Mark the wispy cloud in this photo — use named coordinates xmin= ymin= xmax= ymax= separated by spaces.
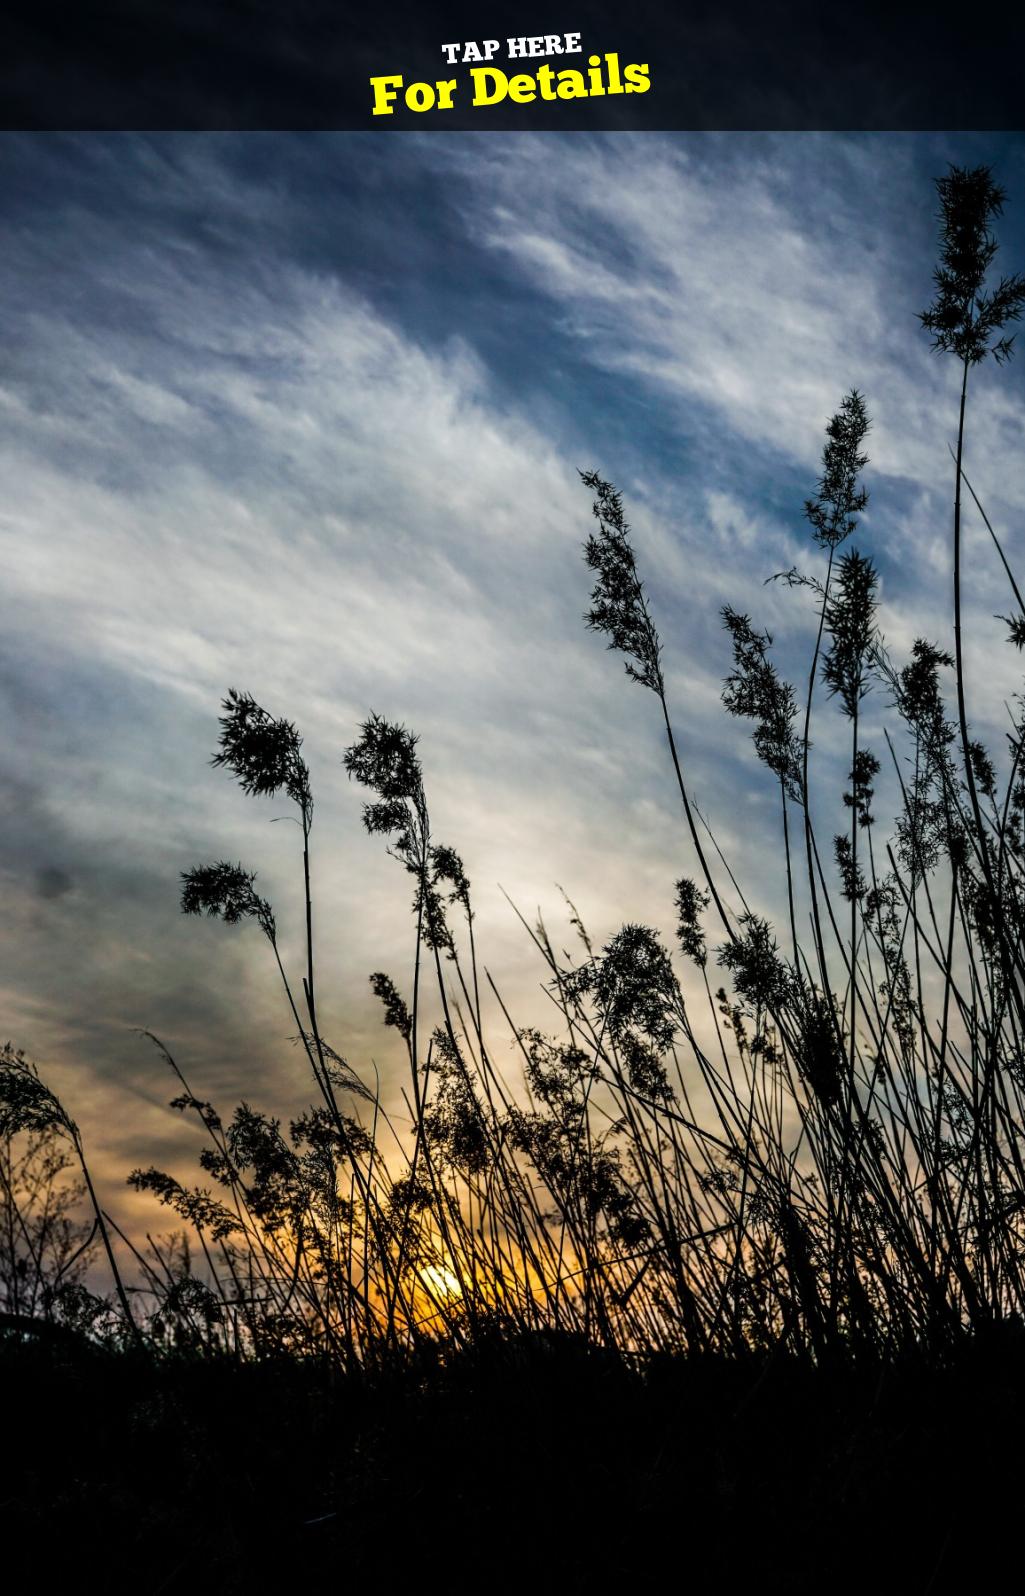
xmin=3 ymin=132 xmax=1025 ymax=1209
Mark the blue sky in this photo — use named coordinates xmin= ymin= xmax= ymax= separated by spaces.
xmin=4 ymin=132 xmax=1025 ymax=1213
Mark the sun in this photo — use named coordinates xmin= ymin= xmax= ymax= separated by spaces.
xmin=419 ymin=1264 xmax=463 ymax=1302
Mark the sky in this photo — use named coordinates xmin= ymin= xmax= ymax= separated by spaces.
xmin=3 ymin=131 xmax=1025 ymax=1230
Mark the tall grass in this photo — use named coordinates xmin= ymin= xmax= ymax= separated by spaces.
xmin=6 ymin=163 xmax=1025 ymax=1372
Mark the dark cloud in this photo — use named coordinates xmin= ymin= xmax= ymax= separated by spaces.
xmin=35 ymin=866 xmax=73 ymax=900
xmin=3 ymin=130 xmax=1025 ymax=1224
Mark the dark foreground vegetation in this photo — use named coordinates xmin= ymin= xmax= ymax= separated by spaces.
xmin=6 ymin=163 xmax=1025 ymax=1589
xmin=4 ymin=1327 xmax=1025 ymax=1592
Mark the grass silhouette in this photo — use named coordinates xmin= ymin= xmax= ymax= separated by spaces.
xmin=5 ymin=160 xmax=1025 ymax=1588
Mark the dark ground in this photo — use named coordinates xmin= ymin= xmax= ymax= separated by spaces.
xmin=2 ymin=1327 xmax=1020 ymax=1592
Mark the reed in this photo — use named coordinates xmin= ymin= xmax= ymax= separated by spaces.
xmin=5 ymin=163 xmax=1025 ymax=1377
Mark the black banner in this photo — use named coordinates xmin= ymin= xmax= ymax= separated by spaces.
xmin=4 ymin=0 xmax=1023 ymax=131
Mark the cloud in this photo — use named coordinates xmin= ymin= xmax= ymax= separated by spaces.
xmin=3 ymin=132 xmax=1025 ymax=1233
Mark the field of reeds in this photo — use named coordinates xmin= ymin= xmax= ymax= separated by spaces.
xmin=5 ymin=162 xmax=1025 ymax=1589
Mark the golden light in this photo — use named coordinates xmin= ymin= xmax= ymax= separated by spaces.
xmin=419 ymin=1263 xmax=463 ymax=1301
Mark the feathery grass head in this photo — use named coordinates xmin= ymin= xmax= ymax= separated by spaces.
xmin=844 ymin=748 xmax=880 ymax=827
xmin=422 ymin=1027 xmax=490 ymax=1175
xmin=415 ymin=844 xmax=472 ymax=954
xmin=343 ymin=717 xmax=462 ymax=969
xmin=821 ymin=549 xmax=879 ymax=718
xmin=180 ymin=861 xmax=276 ymax=940
xmin=370 ymin=971 xmax=413 ymax=1045
xmin=580 ymin=470 xmax=664 ymax=693
xmin=920 ymin=164 xmax=1025 ymax=365
xmin=804 ymin=391 xmax=871 ymax=549
xmin=126 ymin=1167 xmax=242 ymax=1242
xmin=210 ymin=1104 xmax=301 ymax=1233
xmin=344 ymin=713 xmax=422 ymax=802
xmin=795 ymin=994 xmax=843 ymax=1104
xmin=564 ymin=923 xmax=680 ymax=1056
xmin=834 ymin=833 xmax=867 ymax=902
xmin=518 ymin=1028 xmax=597 ymax=1112
xmin=213 ymin=689 xmax=311 ymax=816
xmin=431 ymin=843 xmax=472 ymax=916
xmin=0 ymin=1043 xmax=75 ymax=1140
xmin=890 ymin=642 xmax=960 ymax=879
xmin=344 ymin=717 xmax=454 ymax=956
xmin=344 ymin=713 xmax=427 ymax=863
xmin=717 ymin=914 xmax=792 ymax=1012
xmin=721 ymin=606 xmax=803 ymax=801
xmin=674 ymin=877 xmax=709 ymax=967
xmin=1000 ymin=613 xmax=1025 ymax=650
xmin=894 ymin=639 xmax=955 ymax=747
xmin=969 ymin=740 xmax=998 ymax=805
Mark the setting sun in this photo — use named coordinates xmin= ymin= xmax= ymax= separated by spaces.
xmin=419 ymin=1264 xmax=463 ymax=1302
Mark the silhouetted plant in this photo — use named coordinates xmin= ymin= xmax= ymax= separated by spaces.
xmin=920 ymin=165 xmax=1025 ymax=366
xmin=821 ymin=550 xmax=878 ymax=719
xmin=717 ymin=914 xmax=792 ymax=1012
xmin=0 ymin=1044 xmax=136 ymax=1334
xmin=127 ymin=1167 xmax=242 ymax=1244
xmin=370 ymin=972 xmax=413 ymax=1049
xmin=580 ymin=470 xmax=663 ymax=692
xmin=180 ymin=861 xmax=276 ymax=938
xmin=921 ymin=166 xmax=1025 ymax=971
xmin=22 ymin=159 xmax=1025 ymax=1379
xmin=721 ymin=607 xmax=803 ymax=802
xmin=580 ymin=467 xmax=739 ymax=941
xmin=0 ymin=1116 xmax=98 ymax=1323
xmin=674 ymin=878 xmax=709 ymax=968
xmin=803 ymin=390 xmax=871 ymax=549
xmin=213 ymin=688 xmax=311 ymax=814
